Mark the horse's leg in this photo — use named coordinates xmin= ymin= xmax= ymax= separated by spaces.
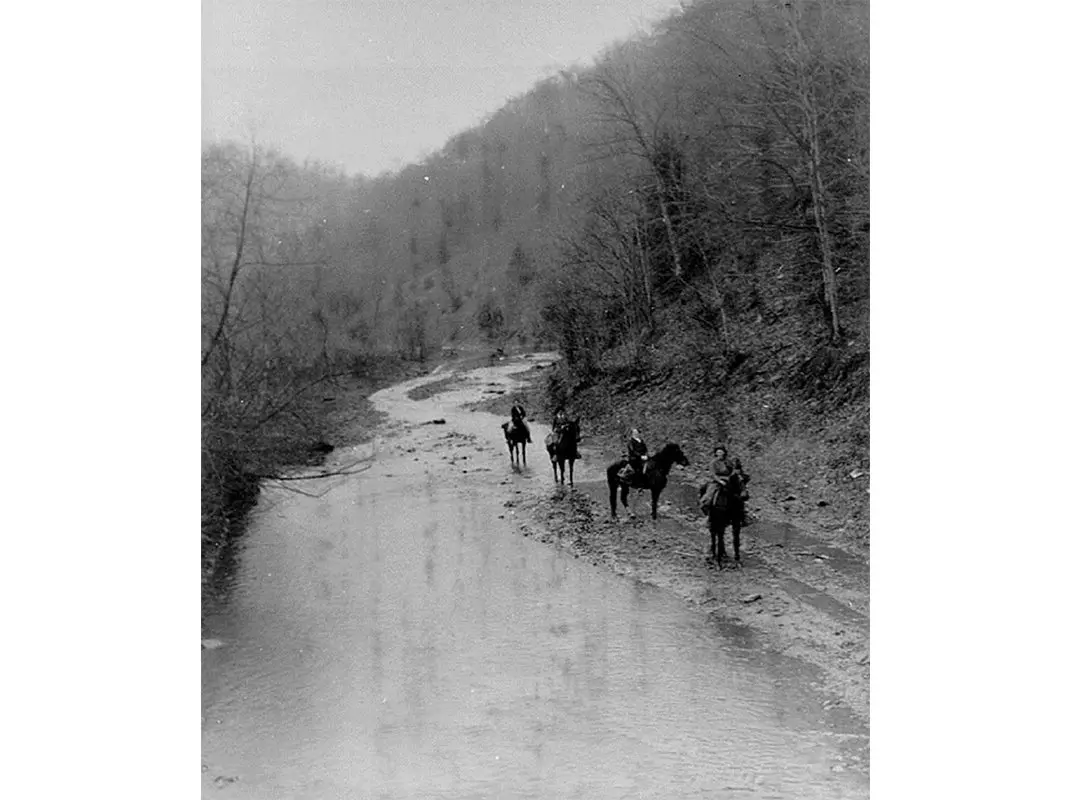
xmin=732 ymin=509 xmax=743 ymax=567
xmin=568 ymin=458 xmax=574 ymax=487
xmin=706 ymin=511 xmax=717 ymax=564
xmin=649 ymin=477 xmax=666 ymax=521
xmin=608 ymin=473 xmax=619 ymax=517
xmin=716 ymin=514 xmax=727 ymax=571
xmin=521 ymin=442 xmax=526 ymax=467
xmin=621 ymin=485 xmax=632 ymax=516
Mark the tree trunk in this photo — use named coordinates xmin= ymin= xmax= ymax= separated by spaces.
xmin=700 ymin=250 xmax=732 ymax=350
xmin=202 ymin=149 xmax=257 ymax=368
xmin=785 ymin=1 xmax=842 ymax=343
xmin=655 ymin=183 xmax=685 ymax=279
xmin=804 ymin=121 xmax=842 ymax=342
xmin=636 ymin=222 xmax=656 ymax=338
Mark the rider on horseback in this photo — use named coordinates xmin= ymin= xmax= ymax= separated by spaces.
xmin=700 ymin=444 xmax=750 ymax=514
xmin=550 ymin=405 xmax=580 ymax=459
xmin=552 ymin=405 xmax=569 ymax=436
xmin=618 ymin=428 xmax=648 ymax=486
xmin=510 ymin=398 xmax=532 ymax=444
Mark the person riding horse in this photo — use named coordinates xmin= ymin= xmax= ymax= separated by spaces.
xmin=509 ymin=398 xmax=532 ymax=444
xmin=699 ymin=444 xmax=750 ymax=514
xmin=549 ymin=405 xmax=580 ymax=462
xmin=550 ymin=405 xmax=568 ymax=445
xmin=552 ymin=405 xmax=568 ymax=435
xmin=617 ymin=428 xmax=649 ymax=487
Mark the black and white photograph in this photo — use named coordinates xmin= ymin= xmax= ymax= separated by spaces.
xmin=201 ymin=1 xmax=871 ymax=796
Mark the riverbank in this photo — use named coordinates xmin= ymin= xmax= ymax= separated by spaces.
xmin=200 ymin=354 xmax=455 ymax=615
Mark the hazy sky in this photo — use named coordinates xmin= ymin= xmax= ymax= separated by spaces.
xmin=202 ymin=0 xmax=683 ymax=176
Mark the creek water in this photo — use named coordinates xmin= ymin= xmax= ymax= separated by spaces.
xmin=202 ymin=361 xmax=869 ymax=798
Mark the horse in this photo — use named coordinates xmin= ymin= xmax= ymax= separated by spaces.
xmin=701 ymin=471 xmax=748 ymax=569
xmin=501 ymin=419 xmax=529 ymax=468
xmin=545 ymin=418 xmax=581 ymax=486
xmin=606 ymin=442 xmax=689 ymax=520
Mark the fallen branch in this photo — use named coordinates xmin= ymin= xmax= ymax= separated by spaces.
xmin=258 ymin=456 xmax=374 ymax=482
xmin=266 ymin=480 xmax=347 ymax=499
xmin=262 ymin=463 xmax=374 ymax=498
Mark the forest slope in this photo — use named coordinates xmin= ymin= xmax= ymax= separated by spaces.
xmin=202 ymin=0 xmax=869 ymax=594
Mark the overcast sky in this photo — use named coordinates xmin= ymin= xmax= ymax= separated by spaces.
xmin=202 ymin=0 xmax=683 ymax=176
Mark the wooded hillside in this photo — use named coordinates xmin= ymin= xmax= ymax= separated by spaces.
xmin=202 ymin=0 xmax=870 ymax=559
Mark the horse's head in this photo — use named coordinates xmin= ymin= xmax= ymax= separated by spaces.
xmin=664 ymin=442 xmax=689 ymax=467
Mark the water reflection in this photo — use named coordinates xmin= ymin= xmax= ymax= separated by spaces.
xmin=203 ymin=456 xmax=867 ymax=799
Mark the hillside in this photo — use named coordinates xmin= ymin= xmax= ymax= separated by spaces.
xmin=202 ymin=0 xmax=870 ymax=591
xmin=545 ymin=338 xmax=869 ymax=550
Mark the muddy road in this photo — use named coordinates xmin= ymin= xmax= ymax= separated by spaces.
xmin=201 ymin=353 xmax=869 ymax=797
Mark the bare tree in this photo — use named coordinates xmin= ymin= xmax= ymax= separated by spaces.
xmin=580 ymin=60 xmax=689 ymax=280
xmin=670 ymin=0 xmax=868 ymax=342
xmin=201 ymin=142 xmax=344 ymax=475
xmin=554 ymin=187 xmax=659 ymax=368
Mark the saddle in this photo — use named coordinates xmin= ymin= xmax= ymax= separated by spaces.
xmin=617 ymin=462 xmax=647 ymax=488
xmin=506 ymin=419 xmax=531 ymax=443
xmin=699 ymin=481 xmax=723 ymax=514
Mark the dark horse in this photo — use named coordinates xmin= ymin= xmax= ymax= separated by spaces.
xmin=501 ymin=420 xmax=528 ymax=468
xmin=702 ymin=471 xmax=748 ymax=569
xmin=607 ymin=442 xmax=689 ymax=520
xmin=545 ymin=418 xmax=581 ymax=486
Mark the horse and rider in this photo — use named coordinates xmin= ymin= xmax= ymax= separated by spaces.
xmin=699 ymin=444 xmax=749 ymax=513
xmin=546 ymin=404 xmax=582 ymax=485
xmin=511 ymin=400 xmax=577 ymax=450
xmin=700 ymin=443 xmax=751 ymax=568
xmin=607 ymin=428 xmax=689 ymax=519
xmin=508 ymin=397 xmax=532 ymax=444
